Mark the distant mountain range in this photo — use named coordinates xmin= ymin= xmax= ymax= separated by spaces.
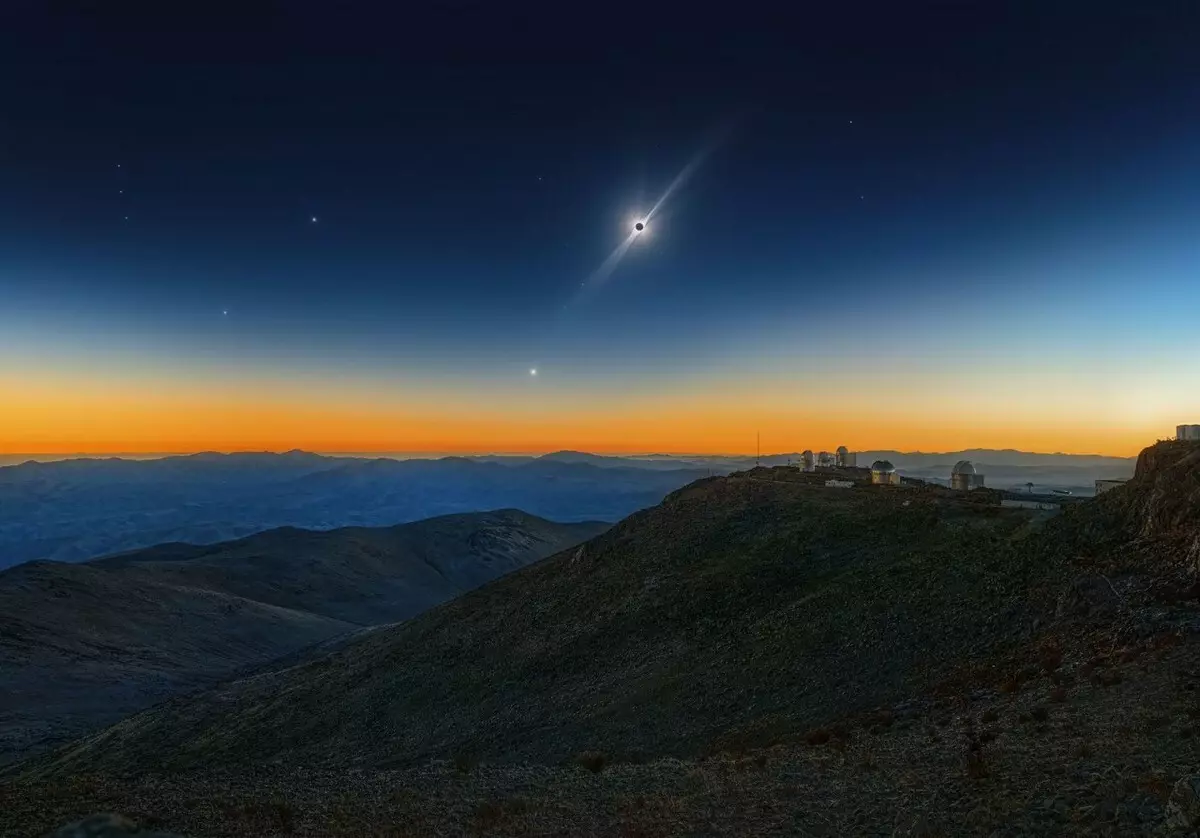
xmin=0 ymin=450 xmax=699 ymax=568
xmin=0 ymin=509 xmax=605 ymax=765
xmin=0 ymin=448 xmax=1134 ymax=568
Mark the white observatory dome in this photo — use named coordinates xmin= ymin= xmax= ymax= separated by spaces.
xmin=836 ymin=445 xmax=849 ymax=456
xmin=871 ymin=460 xmax=896 ymax=473
xmin=952 ymin=460 xmax=976 ymax=475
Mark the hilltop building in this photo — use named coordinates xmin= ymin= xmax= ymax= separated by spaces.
xmin=836 ymin=446 xmax=857 ymax=467
xmin=870 ymin=460 xmax=899 ymax=485
xmin=800 ymin=450 xmax=815 ymax=472
xmin=1178 ymin=424 xmax=1200 ymax=441
xmin=1094 ymin=478 xmax=1129 ymax=495
xmin=818 ymin=451 xmax=835 ymax=468
xmin=950 ymin=460 xmax=985 ymax=491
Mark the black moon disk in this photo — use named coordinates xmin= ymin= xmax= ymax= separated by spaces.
xmin=635 ymin=221 xmax=644 ymax=231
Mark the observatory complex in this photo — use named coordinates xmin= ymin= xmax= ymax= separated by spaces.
xmin=950 ymin=460 xmax=985 ymax=491
xmin=1178 ymin=424 xmax=1200 ymax=441
xmin=798 ymin=447 xmax=859 ymax=472
xmin=870 ymin=460 xmax=899 ymax=485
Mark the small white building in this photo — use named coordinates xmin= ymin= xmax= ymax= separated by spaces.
xmin=1177 ymin=424 xmax=1200 ymax=441
xmin=950 ymin=460 xmax=985 ymax=491
xmin=870 ymin=460 xmax=899 ymax=485
xmin=825 ymin=479 xmax=854 ymax=489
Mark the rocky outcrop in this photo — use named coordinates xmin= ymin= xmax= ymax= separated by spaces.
xmin=1127 ymin=441 xmax=1200 ymax=539
xmin=1167 ymin=774 xmax=1200 ymax=830
xmin=1055 ymin=574 xmax=1122 ymax=620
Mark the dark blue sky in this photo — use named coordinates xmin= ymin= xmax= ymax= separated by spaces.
xmin=3 ymin=2 xmax=1200 ymax=455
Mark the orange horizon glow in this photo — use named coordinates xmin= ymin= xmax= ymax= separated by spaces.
xmin=0 ymin=399 xmax=1159 ymax=459
xmin=1 ymin=363 xmax=1182 ymax=460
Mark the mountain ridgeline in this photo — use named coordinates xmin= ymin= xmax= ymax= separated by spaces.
xmin=0 ymin=448 xmax=1133 ymax=570
xmin=0 ymin=451 xmax=700 ymax=569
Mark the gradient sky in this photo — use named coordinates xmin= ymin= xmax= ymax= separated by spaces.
xmin=3 ymin=3 xmax=1200 ymax=456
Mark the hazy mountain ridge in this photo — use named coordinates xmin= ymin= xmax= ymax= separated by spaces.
xmin=0 ymin=510 xmax=606 ymax=766
xmin=0 ymin=448 xmax=1134 ymax=568
xmin=0 ymin=452 xmax=695 ymax=568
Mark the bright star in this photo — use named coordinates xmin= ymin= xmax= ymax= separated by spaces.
xmin=311 ymin=216 xmax=318 ymax=223
xmin=530 ymin=368 xmax=538 ymax=376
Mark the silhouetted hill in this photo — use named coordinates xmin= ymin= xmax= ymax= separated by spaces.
xmin=0 ymin=511 xmax=605 ymax=766
xmin=6 ymin=446 xmax=1197 ymax=836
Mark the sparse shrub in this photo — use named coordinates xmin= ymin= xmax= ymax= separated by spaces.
xmin=870 ymin=709 xmax=894 ymax=728
xmin=1039 ymin=643 xmax=1064 ymax=673
xmin=1142 ymin=774 xmax=1172 ymax=800
xmin=978 ymin=729 xmax=998 ymax=744
xmin=1094 ymin=670 xmax=1123 ymax=687
xmin=805 ymin=728 xmax=832 ymax=746
xmin=964 ymin=750 xmax=989 ymax=779
xmin=999 ymin=673 xmax=1020 ymax=695
xmin=453 ymin=751 xmax=480 ymax=774
xmin=1142 ymin=714 xmax=1171 ymax=732
xmin=472 ymin=797 xmax=529 ymax=831
xmin=1031 ymin=706 xmax=1049 ymax=723
xmin=831 ymin=722 xmax=852 ymax=741
xmin=981 ymin=708 xmax=999 ymax=723
xmin=1049 ymin=686 xmax=1067 ymax=703
xmin=576 ymin=750 xmax=608 ymax=773
xmin=473 ymin=800 xmax=505 ymax=830
xmin=1151 ymin=631 xmax=1183 ymax=651
xmin=1071 ymin=740 xmax=1093 ymax=759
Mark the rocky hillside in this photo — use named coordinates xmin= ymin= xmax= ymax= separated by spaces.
xmin=0 ymin=511 xmax=605 ymax=766
xmin=4 ymin=444 xmax=1198 ymax=836
xmin=19 ymin=472 xmax=1069 ymax=776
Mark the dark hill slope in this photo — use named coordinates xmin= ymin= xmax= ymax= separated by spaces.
xmin=94 ymin=509 xmax=609 ymax=625
xmin=0 ymin=561 xmax=349 ymax=766
xmin=0 ymin=511 xmax=605 ymax=766
xmin=32 ymin=472 xmax=1072 ymax=777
